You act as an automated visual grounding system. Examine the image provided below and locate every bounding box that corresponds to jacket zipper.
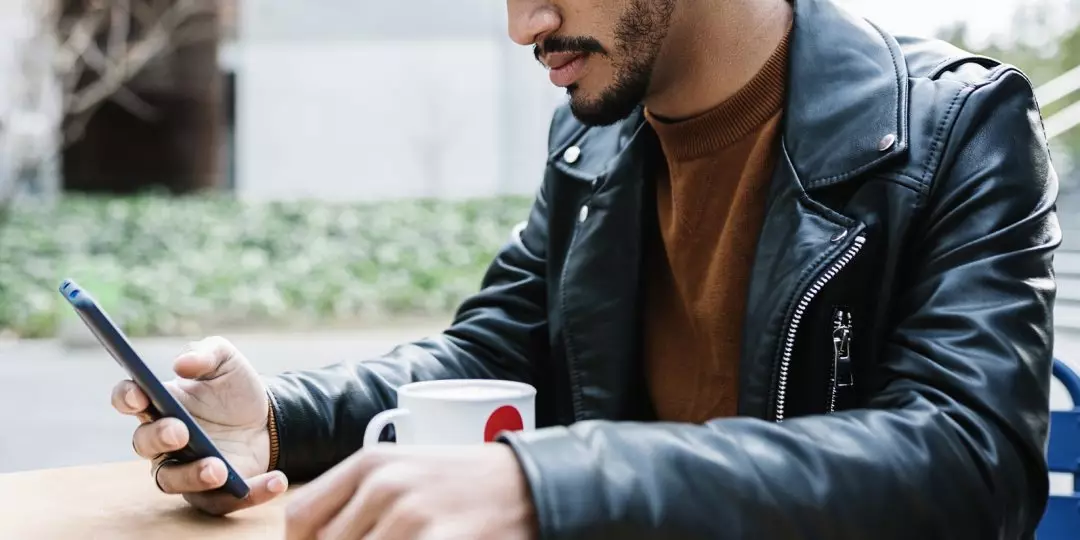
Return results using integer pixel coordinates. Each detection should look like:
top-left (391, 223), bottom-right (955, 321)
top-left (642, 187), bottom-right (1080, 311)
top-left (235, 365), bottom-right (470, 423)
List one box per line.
top-left (774, 234), bottom-right (865, 422)
top-left (828, 308), bottom-right (854, 413)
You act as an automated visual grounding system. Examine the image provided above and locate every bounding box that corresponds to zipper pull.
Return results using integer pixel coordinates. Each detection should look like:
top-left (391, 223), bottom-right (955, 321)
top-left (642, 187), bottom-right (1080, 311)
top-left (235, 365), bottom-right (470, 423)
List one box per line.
top-left (832, 309), bottom-right (854, 388)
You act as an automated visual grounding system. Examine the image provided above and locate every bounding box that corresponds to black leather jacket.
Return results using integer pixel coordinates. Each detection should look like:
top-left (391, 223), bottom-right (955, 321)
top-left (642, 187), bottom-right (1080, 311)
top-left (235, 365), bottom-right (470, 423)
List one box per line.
top-left (264, 0), bottom-right (1062, 537)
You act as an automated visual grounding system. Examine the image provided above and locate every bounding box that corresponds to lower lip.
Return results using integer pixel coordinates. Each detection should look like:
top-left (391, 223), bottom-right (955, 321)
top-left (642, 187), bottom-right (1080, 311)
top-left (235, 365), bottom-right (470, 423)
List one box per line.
top-left (549, 55), bottom-right (587, 87)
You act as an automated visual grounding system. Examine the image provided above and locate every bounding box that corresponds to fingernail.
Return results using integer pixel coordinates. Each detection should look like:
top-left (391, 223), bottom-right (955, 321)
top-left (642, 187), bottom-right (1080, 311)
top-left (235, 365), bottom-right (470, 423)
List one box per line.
top-left (268, 473), bottom-right (288, 493)
top-left (200, 464), bottom-right (220, 485)
top-left (162, 425), bottom-right (181, 446)
top-left (124, 388), bottom-right (139, 409)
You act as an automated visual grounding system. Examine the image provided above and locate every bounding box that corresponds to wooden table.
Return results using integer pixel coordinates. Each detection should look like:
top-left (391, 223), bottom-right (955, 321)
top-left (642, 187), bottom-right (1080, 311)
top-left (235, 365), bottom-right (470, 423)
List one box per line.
top-left (0, 461), bottom-right (294, 539)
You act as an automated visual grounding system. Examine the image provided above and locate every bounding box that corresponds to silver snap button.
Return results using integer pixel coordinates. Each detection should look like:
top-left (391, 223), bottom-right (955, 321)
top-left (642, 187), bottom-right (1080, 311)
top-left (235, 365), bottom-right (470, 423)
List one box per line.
top-left (831, 229), bottom-right (849, 242)
top-left (578, 205), bottom-right (589, 222)
top-left (563, 145), bottom-right (581, 164)
top-left (878, 133), bottom-right (897, 152)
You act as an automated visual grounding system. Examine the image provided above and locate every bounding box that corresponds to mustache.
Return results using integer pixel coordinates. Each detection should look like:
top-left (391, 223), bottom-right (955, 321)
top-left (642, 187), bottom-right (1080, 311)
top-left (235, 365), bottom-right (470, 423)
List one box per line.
top-left (533, 36), bottom-right (607, 63)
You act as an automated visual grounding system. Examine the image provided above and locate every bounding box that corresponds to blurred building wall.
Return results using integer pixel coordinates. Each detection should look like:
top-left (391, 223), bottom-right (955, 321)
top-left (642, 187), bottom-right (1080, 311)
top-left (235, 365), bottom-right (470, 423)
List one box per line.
top-left (0, 2), bottom-right (23, 112)
top-left (232, 0), bottom-right (565, 202)
top-left (0, 1), bottom-right (62, 197)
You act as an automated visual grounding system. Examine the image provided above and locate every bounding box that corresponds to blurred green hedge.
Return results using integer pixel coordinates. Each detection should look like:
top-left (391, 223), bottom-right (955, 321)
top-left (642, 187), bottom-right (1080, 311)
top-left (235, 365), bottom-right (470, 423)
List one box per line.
top-left (0, 194), bottom-right (533, 338)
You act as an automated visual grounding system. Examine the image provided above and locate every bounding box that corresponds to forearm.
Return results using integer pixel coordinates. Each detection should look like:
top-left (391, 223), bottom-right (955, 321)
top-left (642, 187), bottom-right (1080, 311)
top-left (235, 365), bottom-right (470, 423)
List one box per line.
top-left (264, 330), bottom-right (538, 481)
top-left (263, 342), bottom-right (431, 481)
top-left (500, 400), bottom-right (1042, 539)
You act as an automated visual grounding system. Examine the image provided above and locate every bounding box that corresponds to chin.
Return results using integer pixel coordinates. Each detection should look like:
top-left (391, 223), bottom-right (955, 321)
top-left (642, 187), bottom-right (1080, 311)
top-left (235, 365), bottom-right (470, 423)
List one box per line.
top-left (564, 76), bottom-right (646, 127)
top-left (567, 94), bottom-right (640, 127)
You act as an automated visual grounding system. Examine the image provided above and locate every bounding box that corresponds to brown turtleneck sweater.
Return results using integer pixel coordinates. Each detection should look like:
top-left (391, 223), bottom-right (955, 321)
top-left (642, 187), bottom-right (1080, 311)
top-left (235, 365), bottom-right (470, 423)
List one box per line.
top-left (643, 31), bottom-right (790, 424)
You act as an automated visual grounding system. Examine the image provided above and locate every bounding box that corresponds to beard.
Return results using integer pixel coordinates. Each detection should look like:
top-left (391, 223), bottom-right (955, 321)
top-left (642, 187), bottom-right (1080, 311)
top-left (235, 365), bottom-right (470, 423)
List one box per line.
top-left (565, 59), bottom-right (652, 127)
top-left (566, 0), bottom-right (677, 126)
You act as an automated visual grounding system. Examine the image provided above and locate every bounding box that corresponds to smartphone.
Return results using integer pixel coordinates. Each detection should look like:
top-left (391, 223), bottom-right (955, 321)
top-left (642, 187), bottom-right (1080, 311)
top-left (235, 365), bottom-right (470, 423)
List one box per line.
top-left (59, 279), bottom-right (251, 499)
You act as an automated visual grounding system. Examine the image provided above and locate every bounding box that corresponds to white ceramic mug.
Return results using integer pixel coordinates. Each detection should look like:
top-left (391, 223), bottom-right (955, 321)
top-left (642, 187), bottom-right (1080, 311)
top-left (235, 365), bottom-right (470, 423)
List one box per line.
top-left (362, 379), bottom-right (536, 447)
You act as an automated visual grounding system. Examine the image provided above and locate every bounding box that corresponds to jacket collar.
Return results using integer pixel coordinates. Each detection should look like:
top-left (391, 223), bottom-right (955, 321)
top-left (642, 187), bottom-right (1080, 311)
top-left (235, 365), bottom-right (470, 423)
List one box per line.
top-left (784, 0), bottom-right (909, 189)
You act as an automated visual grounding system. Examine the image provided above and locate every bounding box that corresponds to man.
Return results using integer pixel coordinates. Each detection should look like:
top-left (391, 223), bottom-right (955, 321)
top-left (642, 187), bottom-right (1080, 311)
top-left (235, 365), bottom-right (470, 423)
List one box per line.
top-left (110, 0), bottom-right (1061, 538)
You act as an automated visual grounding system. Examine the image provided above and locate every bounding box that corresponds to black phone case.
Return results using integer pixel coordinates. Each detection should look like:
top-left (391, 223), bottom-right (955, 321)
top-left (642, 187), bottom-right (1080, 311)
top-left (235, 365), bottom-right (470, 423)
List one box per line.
top-left (59, 279), bottom-right (250, 499)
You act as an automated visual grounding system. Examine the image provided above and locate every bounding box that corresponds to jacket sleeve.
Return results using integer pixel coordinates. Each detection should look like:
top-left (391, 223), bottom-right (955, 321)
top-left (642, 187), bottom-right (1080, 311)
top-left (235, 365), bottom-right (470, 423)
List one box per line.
top-left (498, 68), bottom-right (1060, 539)
top-left (263, 168), bottom-right (554, 482)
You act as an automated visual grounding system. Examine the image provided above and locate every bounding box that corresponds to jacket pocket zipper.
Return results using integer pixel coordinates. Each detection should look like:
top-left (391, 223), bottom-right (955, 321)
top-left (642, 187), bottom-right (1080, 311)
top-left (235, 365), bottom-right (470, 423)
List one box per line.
top-left (774, 234), bottom-right (865, 422)
top-left (828, 307), bottom-right (854, 413)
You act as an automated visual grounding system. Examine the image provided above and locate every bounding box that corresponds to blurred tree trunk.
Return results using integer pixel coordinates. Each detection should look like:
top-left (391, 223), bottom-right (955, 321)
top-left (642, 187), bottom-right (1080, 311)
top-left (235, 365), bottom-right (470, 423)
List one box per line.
top-left (63, 2), bottom-right (223, 194)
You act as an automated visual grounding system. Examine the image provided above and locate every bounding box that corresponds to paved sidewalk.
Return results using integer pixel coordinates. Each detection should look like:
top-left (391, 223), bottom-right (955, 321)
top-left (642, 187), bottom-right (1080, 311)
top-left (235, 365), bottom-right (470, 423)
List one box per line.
top-left (2, 325), bottom-right (1079, 475)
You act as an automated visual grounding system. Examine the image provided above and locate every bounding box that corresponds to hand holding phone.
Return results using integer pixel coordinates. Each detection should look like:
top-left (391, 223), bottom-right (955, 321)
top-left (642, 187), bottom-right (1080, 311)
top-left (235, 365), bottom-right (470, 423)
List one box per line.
top-left (60, 279), bottom-right (289, 515)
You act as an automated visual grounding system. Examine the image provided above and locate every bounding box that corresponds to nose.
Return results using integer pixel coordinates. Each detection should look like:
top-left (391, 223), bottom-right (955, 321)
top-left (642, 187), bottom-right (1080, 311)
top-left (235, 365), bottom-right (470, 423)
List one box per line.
top-left (506, 0), bottom-right (560, 46)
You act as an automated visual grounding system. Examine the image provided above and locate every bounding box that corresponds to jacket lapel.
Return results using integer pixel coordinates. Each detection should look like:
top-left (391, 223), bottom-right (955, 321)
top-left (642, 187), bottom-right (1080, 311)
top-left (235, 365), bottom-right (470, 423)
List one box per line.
top-left (737, 143), bottom-right (858, 419)
top-left (782, 0), bottom-right (909, 187)
top-left (737, 0), bottom-right (910, 418)
top-left (557, 108), bottom-right (659, 421)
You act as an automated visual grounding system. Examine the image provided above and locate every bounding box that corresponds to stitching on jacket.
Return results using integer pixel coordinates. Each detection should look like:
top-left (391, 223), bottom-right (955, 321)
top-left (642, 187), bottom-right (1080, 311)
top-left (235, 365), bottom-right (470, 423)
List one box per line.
top-left (875, 172), bottom-right (928, 195)
top-left (868, 19), bottom-right (905, 141)
top-left (924, 56), bottom-right (963, 80)
top-left (920, 88), bottom-right (967, 188)
top-left (922, 65), bottom-right (1014, 203)
top-left (879, 21), bottom-right (907, 166)
top-left (924, 54), bottom-right (1002, 81)
top-left (906, 65), bottom-right (1018, 261)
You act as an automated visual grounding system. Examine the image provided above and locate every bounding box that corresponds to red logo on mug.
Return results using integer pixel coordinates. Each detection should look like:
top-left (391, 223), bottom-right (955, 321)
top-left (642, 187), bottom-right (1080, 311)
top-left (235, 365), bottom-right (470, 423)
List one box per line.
top-left (484, 405), bottom-right (524, 442)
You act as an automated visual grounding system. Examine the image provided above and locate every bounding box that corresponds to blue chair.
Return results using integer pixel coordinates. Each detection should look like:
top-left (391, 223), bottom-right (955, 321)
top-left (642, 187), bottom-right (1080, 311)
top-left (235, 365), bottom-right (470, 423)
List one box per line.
top-left (1037, 358), bottom-right (1080, 538)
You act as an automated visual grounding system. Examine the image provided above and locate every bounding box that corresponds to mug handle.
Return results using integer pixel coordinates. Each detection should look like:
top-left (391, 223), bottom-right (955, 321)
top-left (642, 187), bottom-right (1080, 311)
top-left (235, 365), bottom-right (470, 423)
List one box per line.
top-left (363, 408), bottom-right (410, 447)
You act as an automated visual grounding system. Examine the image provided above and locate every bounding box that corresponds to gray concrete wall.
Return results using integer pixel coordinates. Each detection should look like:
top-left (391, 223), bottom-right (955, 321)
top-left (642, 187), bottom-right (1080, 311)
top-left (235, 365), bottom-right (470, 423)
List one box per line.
top-left (240, 0), bottom-right (502, 41)
top-left (233, 1), bottom-right (563, 202)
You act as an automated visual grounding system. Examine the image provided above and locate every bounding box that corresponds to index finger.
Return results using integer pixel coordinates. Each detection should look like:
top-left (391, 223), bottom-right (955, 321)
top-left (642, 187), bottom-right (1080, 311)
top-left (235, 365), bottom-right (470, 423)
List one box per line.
top-left (111, 379), bottom-right (150, 415)
top-left (286, 451), bottom-right (377, 540)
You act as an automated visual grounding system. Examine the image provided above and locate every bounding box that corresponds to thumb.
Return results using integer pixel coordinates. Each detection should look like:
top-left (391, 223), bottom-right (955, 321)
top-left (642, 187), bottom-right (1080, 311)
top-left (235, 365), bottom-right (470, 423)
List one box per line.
top-left (174, 336), bottom-right (240, 380)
